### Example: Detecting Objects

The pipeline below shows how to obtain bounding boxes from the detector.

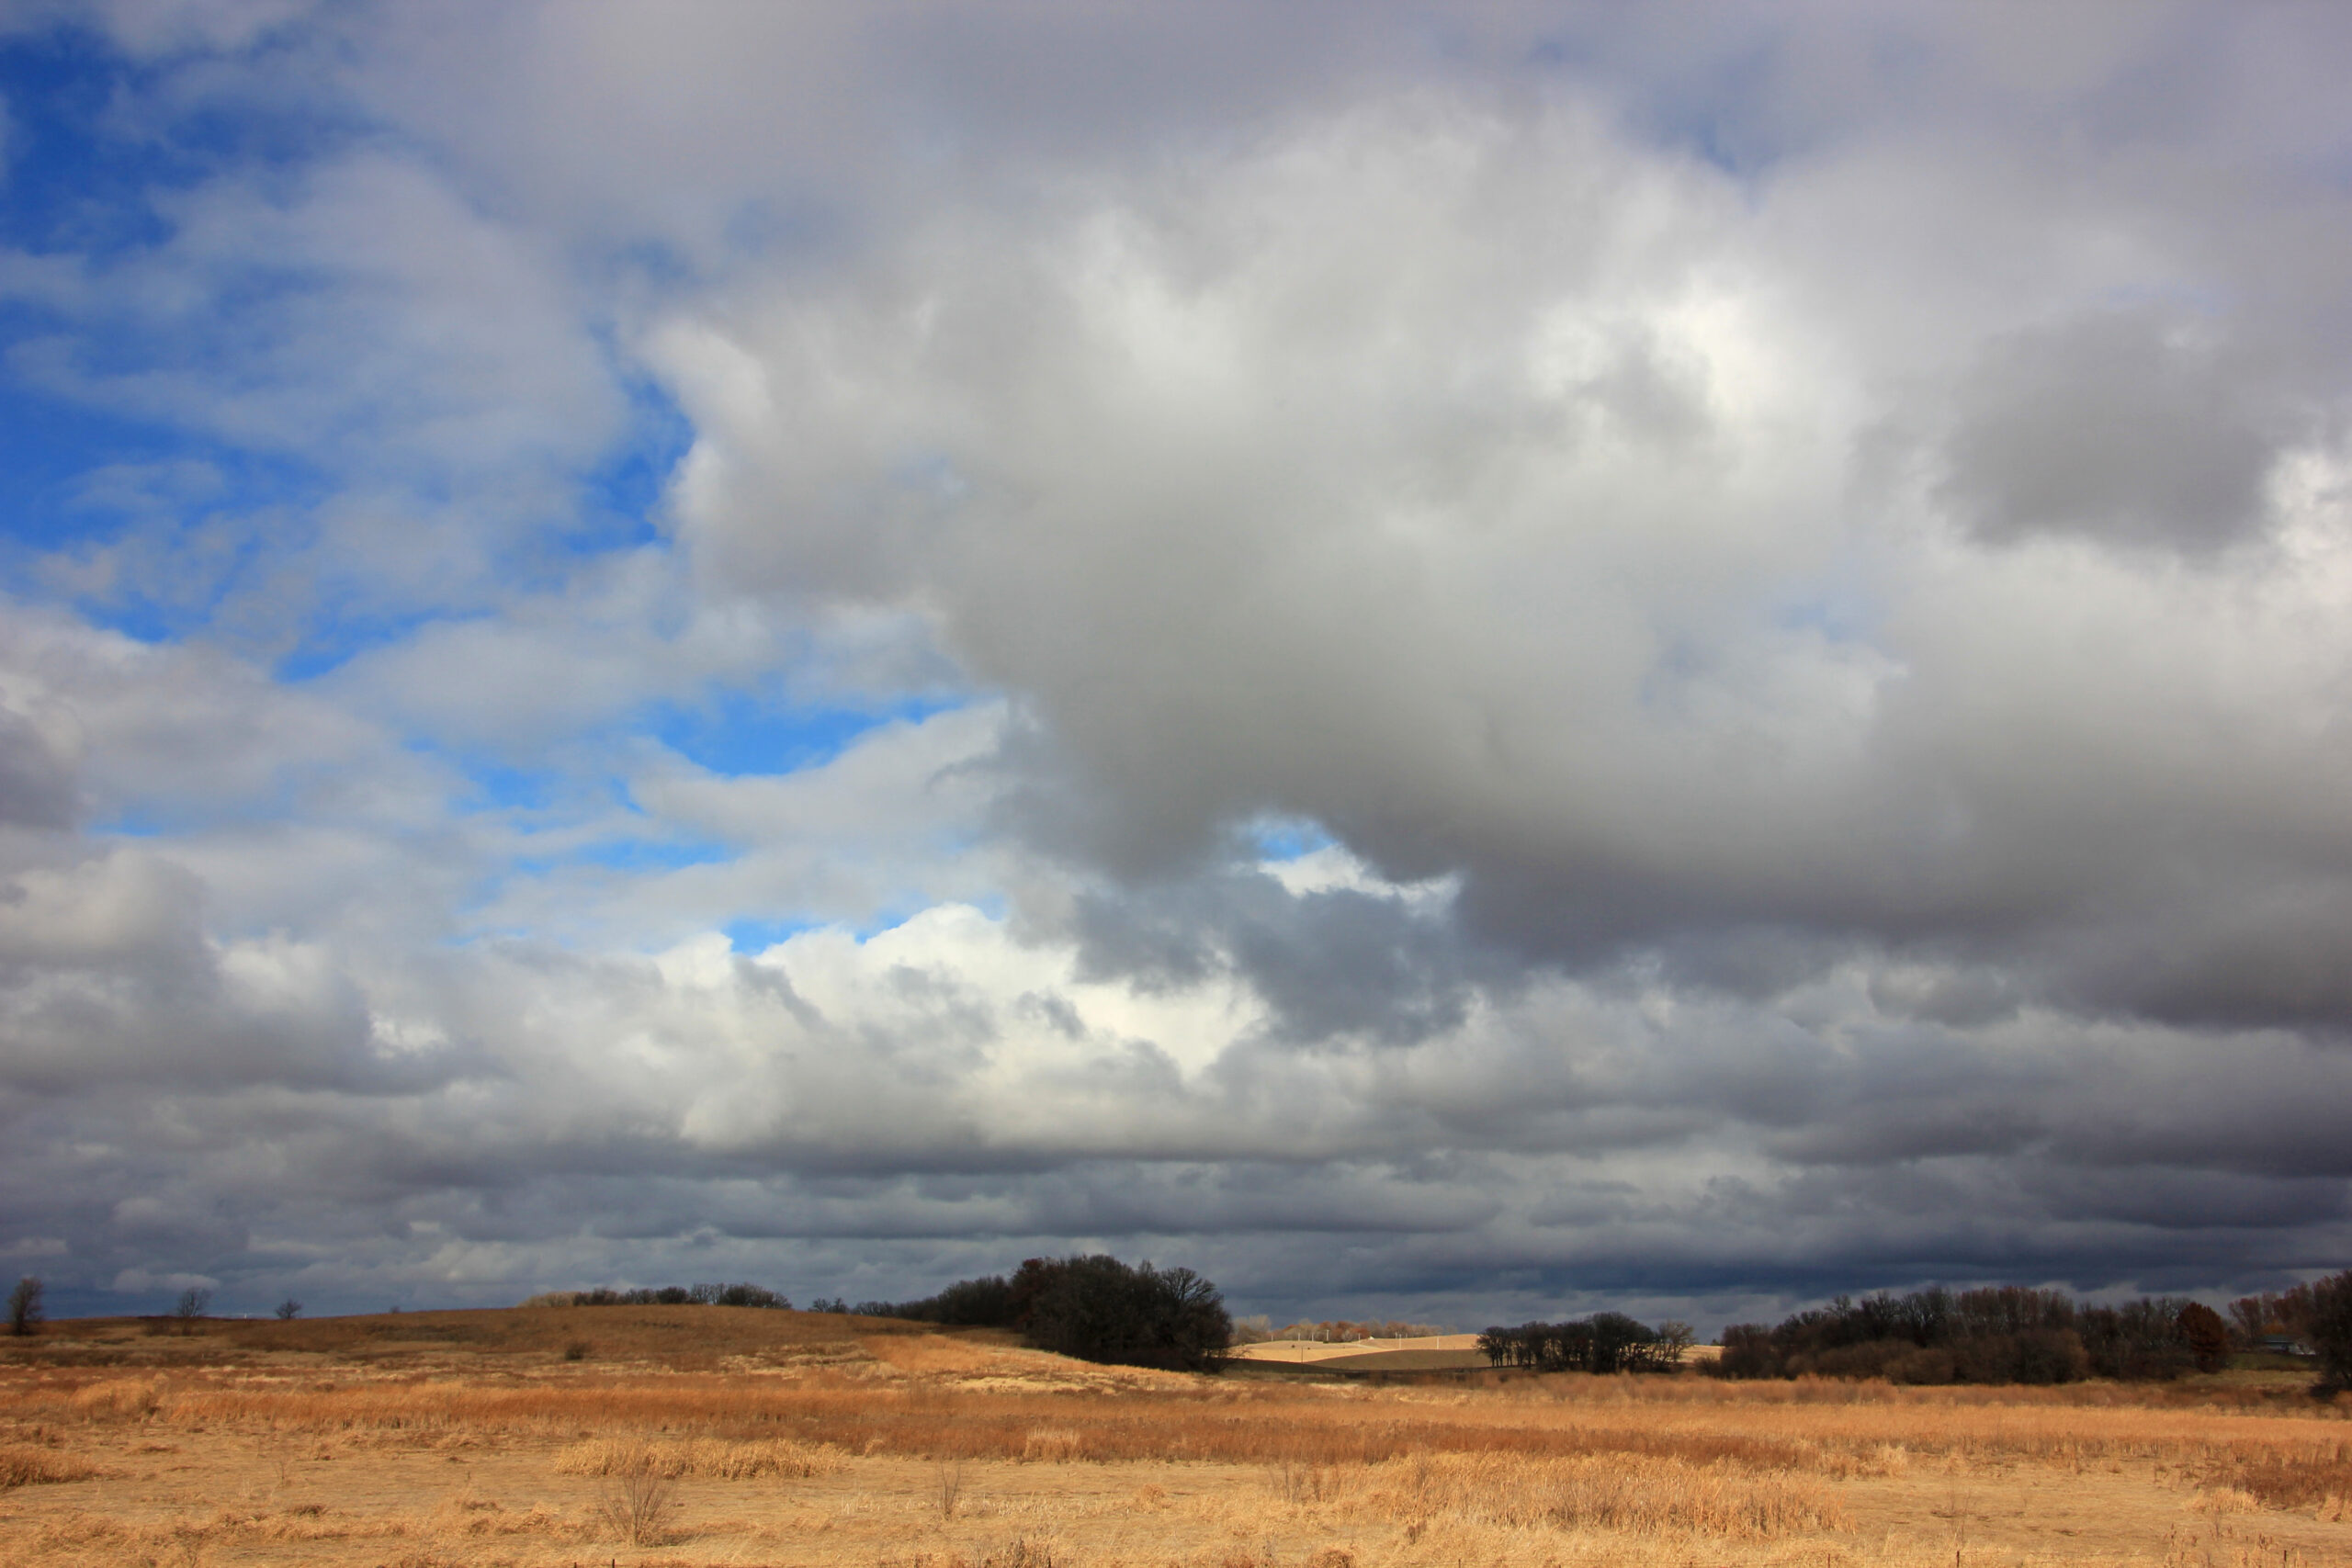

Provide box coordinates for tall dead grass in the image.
[17,1318,2352,1563]
[28,1499,581,1561]
[554,1433,844,1479]
[140,1370,2347,1487]
[1313,1449,1849,1539]
[1481,1452,1843,1538]
[66,1375,165,1420]
[0,1446,100,1487]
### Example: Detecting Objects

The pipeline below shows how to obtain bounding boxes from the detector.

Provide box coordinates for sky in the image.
[1,0,2349,1333]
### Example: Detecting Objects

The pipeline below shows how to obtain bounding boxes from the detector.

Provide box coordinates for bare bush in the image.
[590,1440,677,1545]
[937,1461,966,1519]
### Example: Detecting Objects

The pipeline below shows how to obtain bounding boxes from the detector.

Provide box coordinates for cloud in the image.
[0,706,76,829]
[16,151,621,483]
[653,89,2352,1040]
[1939,310,2284,551]
[2,3,2350,1329]
[5,138,631,647]
[72,0,315,59]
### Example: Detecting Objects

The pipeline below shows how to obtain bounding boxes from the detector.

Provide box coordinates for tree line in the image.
[1476,1313,1696,1372]
[852,1254,1233,1373]
[2229,1281,2337,1352]
[524,1282,792,1309]
[1713,1275,2352,1389]
[1245,1317,1449,1344]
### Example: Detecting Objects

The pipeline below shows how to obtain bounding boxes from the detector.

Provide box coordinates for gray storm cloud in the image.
[1940,310,2284,551]
[655,95,2352,1032]
[0,1,2348,1326]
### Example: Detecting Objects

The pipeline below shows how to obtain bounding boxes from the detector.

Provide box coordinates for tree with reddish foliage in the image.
[2227,1284,2316,1348]
[2177,1302,2230,1373]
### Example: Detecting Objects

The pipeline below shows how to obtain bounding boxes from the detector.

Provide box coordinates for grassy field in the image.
[2,1306,2347,1567]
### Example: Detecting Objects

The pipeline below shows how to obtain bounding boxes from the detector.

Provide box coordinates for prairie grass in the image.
[1308,1448,1849,1538]
[5,1308,2349,1566]
[0,1443,100,1486]
[140,1361,2352,1483]
[66,1374,166,1419]
[553,1432,845,1478]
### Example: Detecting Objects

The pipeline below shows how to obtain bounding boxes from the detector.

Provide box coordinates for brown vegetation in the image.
[1,1303,2347,1565]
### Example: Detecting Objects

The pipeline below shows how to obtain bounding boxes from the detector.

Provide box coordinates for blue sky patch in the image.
[725,916,824,953]
[1246,816,1338,863]
[650,689,965,779]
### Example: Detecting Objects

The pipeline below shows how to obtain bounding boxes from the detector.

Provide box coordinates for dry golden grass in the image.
[0,1443,102,1487]
[554,1432,848,1479]
[2,1305,2347,1567]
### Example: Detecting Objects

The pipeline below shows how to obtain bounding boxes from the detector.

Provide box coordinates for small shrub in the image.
[937,1461,965,1519]
[590,1441,676,1545]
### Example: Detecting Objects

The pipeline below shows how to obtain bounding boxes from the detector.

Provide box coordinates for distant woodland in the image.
[1706,1276,2352,1388]
[1476,1313,1696,1372]
[479,1265,2352,1392]
[848,1255,1234,1373]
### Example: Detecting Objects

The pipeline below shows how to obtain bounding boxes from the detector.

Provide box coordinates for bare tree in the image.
[172,1286,212,1335]
[7,1277,41,1337]
[275,1298,302,1321]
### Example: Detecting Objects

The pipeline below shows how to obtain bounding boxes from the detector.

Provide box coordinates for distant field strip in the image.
[1231,1334,1484,1362]
[1233,1335,1722,1368]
